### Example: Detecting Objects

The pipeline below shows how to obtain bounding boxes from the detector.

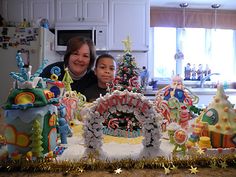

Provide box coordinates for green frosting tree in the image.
[109,36,142,93]
[30,119,44,158]
[62,67,73,91]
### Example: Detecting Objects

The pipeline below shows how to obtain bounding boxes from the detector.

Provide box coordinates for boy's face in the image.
[95,57,116,87]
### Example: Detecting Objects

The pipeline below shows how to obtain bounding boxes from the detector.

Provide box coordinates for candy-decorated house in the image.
[2,53,58,158]
[190,85,236,149]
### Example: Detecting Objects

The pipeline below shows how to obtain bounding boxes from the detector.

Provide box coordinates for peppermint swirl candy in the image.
[50,66,61,76]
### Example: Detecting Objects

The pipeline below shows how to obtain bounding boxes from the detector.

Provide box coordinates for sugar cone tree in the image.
[198,84,236,148]
[62,67,73,91]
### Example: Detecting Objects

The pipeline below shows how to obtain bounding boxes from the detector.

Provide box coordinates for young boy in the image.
[84,53,116,102]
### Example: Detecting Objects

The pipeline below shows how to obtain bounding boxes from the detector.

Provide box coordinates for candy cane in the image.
[128,76,139,87]
[183,96,193,106]
[113,77,121,85]
[106,82,112,93]
[108,118,119,129]
[61,97,78,121]
[184,87,199,104]
[155,85,170,97]
[155,99,171,122]
[126,119,133,131]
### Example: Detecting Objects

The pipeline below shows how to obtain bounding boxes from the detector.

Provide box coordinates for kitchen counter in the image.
[144,88,236,95]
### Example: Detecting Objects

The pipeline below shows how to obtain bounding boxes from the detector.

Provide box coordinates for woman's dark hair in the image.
[63,36,96,71]
[95,53,115,68]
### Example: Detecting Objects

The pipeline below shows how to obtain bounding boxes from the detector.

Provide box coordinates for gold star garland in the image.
[209,159,218,169]
[0,154,235,174]
[114,168,122,174]
[189,166,199,174]
[162,164,171,175]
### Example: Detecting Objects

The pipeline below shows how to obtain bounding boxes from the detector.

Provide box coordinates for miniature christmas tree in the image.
[108,36,142,93]
[30,119,44,158]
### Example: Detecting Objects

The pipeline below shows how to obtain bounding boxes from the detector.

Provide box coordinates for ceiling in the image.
[150,0,236,10]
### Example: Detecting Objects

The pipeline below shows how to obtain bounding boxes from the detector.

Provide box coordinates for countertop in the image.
[144,88,236,96]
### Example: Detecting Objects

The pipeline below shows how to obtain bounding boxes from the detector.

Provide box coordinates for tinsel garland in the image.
[0,154,235,173]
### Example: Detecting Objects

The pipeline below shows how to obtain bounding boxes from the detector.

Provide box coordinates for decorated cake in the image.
[0,38,236,175]
[2,53,58,158]
[192,85,236,148]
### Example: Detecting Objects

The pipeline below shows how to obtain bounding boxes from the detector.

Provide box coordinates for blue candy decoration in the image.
[58,117,72,144]
[10,53,29,82]
[50,66,61,76]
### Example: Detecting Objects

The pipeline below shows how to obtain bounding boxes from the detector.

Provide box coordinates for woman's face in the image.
[68,44,90,76]
[95,57,116,88]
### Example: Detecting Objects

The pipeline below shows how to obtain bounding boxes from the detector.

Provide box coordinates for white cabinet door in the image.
[82,0,108,24]
[109,0,150,51]
[56,0,108,25]
[28,0,55,28]
[56,0,82,23]
[1,0,28,24]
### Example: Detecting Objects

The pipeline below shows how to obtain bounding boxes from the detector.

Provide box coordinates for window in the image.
[153,27,176,78]
[151,27,236,82]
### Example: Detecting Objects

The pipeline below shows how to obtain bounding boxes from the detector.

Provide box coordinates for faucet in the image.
[200,73,220,88]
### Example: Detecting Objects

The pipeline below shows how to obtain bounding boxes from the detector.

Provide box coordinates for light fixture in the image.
[211,4,221,9]
[211,4,221,30]
[179,3,189,28]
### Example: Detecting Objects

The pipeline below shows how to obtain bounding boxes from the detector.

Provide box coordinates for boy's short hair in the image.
[95,53,116,68]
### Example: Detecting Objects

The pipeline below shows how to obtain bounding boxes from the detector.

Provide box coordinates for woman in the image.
[40,36,97,94]
[84,53,116,102]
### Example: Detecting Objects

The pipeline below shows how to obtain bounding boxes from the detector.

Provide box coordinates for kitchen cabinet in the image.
[0,0,28,25]
[0,0,55,27]
[108,0,150,51]
[28,0,55,28]
[56,0,108,25]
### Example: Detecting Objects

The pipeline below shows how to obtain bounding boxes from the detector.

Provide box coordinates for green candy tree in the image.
[30,119,44,158]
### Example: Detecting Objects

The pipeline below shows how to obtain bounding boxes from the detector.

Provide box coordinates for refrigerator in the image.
[0,27,62,106]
